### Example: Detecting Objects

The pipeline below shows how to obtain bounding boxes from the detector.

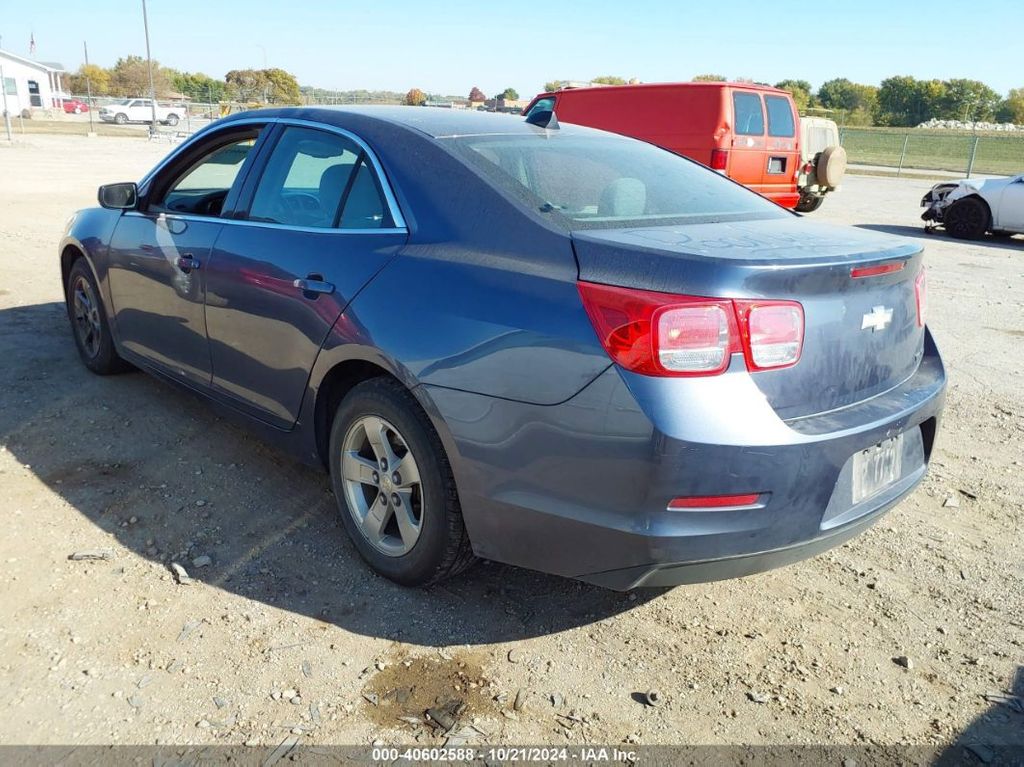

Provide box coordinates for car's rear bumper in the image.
[424,330,945,590]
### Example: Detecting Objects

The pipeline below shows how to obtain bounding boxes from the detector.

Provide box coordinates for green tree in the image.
[543,80,564,92]
[591,75,626,85]
[875,76,945,126]
[817,78,876,113]
[774,79,814,111]
[996,87,1024,124]
[942,78,1000,121]
[108,55,172,98]
[499,86,519,100]
[405,87,426,106]
[692,73,726,82]
[170,71,226,101]
[66,63,111,96]
[468,86,486,102]
[226,68,300,104]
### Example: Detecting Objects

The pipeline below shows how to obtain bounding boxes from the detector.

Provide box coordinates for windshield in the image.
[446,132,788,229]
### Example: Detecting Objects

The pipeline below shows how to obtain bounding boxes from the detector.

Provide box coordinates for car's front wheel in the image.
[329,378,475,587]
[945,196,989,239]
[165,114,179,127]
[65,259,131,375]
[113,113,128,125]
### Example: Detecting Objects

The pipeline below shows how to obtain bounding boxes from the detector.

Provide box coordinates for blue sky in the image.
[2,0,1020,96]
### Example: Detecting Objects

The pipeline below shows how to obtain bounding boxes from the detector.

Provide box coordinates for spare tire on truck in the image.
[816,145,847,188]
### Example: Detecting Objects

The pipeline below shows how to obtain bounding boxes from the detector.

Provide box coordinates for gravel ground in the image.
[0,135,1021,757]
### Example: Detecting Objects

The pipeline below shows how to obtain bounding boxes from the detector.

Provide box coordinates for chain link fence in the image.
[839,128,1024,177]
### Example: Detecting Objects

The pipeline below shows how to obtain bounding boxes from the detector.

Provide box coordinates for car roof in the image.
[219,105,591,139]
[533,81,791,99]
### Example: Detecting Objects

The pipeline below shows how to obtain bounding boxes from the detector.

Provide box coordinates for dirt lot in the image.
[0,134,1021,758]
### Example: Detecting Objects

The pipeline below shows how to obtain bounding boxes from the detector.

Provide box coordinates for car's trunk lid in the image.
[571,218,925,420]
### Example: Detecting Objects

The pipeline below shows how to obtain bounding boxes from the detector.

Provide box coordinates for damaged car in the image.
[921,174,1024,239]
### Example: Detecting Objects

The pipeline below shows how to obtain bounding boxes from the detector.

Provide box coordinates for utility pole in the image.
[83,41,95,135]
[0,64,12,142]
[142,0,158,133]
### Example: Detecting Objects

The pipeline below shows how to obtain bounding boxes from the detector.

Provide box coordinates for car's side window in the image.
[247,126,389,229]
[149,134,259,217]
[733,92,765,136]
[764,95,795,138]
[526,97,555,118]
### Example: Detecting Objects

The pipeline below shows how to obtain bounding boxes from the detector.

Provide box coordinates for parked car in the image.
[98,98,183,126]
[795,116,847,212]
[61,98,90,115]
[921,174,1024,238]
[523,82,842,210]
[59,107,945,590]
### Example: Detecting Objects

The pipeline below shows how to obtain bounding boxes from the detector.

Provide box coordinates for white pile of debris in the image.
[917,118,1023,131]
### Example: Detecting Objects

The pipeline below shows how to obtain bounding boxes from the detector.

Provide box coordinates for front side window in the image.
[448,132,786,229]
[151,133,258,216]
[733,92,765,136]
[765,95,795,138]
[248,126,388,229]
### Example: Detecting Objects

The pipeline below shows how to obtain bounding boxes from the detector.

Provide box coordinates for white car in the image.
[921,174,1024,239]
[98,98,184,127]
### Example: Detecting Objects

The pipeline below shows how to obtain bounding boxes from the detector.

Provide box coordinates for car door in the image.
[994,176,1024,231]
[203,123,408,428]
[106,124,269,385]
[761,93,798,200]
[728,90,767,194]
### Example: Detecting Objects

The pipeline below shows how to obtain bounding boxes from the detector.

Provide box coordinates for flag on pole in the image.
[29,33,36,55]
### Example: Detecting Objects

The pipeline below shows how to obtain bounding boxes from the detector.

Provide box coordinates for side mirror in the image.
[98,182,138,210]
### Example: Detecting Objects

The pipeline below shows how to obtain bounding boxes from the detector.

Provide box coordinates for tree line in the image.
[65,56,301,104]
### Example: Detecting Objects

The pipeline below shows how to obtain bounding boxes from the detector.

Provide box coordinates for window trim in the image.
[137,117,407,234]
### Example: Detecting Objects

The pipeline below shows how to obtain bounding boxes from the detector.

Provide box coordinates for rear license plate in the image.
[852,434,904,504]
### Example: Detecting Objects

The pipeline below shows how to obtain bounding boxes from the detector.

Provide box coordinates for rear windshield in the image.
[765,95,795,137]
[732,92,765,135]
[445,132,786,229]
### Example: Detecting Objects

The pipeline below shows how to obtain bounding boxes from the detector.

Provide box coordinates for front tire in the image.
[165,114,179,127]
[944,197,989,240]
[328,378,475,587]
[113,113,128,125]
[65,259,131,375]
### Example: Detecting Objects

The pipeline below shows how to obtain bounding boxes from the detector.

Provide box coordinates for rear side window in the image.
[765,95,795,137]
[732,92,765,135]
[248,126,388,229]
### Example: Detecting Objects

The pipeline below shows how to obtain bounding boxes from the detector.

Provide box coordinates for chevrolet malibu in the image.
[59,107,945,590]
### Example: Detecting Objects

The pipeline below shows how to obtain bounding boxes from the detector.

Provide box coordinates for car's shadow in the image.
[855,224,1024,251]
[934,666,1024,765]
[0,302,663,646]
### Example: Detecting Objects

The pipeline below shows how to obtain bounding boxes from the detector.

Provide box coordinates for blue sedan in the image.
[59,107,945,589]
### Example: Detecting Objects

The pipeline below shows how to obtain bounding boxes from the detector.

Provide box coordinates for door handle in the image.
[176,254,201,272]
[293,276,335,296]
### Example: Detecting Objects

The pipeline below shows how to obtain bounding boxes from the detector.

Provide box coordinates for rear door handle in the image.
[176,254,200,272]
[293,275,335,296]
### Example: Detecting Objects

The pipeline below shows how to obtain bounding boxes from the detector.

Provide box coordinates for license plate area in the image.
[852,434,904,504]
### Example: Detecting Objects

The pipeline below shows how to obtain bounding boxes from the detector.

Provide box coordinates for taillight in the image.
[709,149,728,171]
[578,282,803,377]
[914,269,926,327]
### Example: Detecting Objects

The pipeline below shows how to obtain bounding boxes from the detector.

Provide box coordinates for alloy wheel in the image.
[340,415,423,557]
[71,275,102,359]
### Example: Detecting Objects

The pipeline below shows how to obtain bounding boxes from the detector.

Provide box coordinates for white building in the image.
[0,48,66,114]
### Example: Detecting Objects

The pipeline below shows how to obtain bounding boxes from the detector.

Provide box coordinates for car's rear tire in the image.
[795,193,825,213]
[113,113,128,125]
[65,259,132,375]
[945,196,989,240]
[165,114,179,127]
[328,377,476,587]
[73,106,82,114]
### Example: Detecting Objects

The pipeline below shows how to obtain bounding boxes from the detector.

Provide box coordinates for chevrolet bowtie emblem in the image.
[861,305,893,332]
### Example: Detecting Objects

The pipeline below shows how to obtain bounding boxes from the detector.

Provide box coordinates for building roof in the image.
[0,48,65,72]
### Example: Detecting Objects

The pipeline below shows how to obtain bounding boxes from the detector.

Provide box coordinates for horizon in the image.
[1,0,1020,98]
